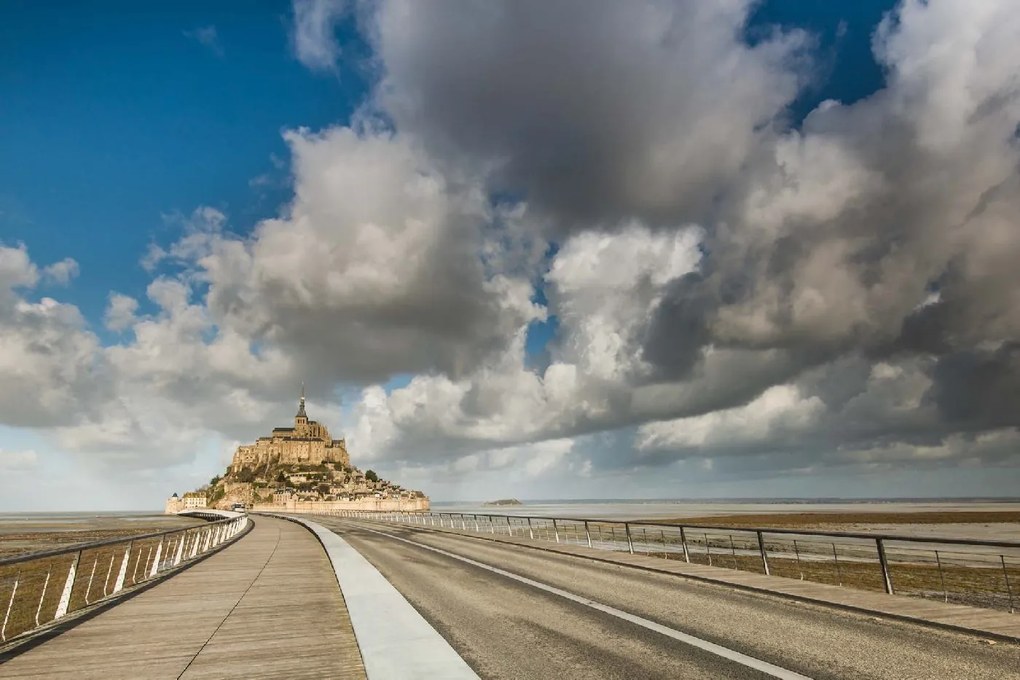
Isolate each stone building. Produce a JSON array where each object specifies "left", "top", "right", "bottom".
[
  {"left": 164, "top": 491, "right": 207, "bottom": 513},
  {"left": 228, "top": 389, "right": 350, "bottom": 472}
]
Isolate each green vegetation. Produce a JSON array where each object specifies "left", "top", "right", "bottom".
[
  {"left": 207, "top": 485, "right": 226, "bottom": 504},
  {"left": 365, "top": 469, "right": 379, "bottom": 482}
]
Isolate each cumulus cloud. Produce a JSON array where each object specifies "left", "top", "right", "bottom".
[
  {"left": 42, "top": 258, "right": 79, "bottom": 285},
  {"left": 175, "top": 126, "right": 543, "bottom": 386},
  {"left": 0, "top": 246, "right": 107, "bottom": 428},
  {"left": 638, "top": 385, "right": 825, "bottom": 452},
  {"left": 104, "top": 293, "right": 138, "bottom": 332},
  {"left": 372, "top": 0, "right": 811, "bottom": 231},
  {"left": 6, "top": 0, "right": 1020, "bottom": 501},
  {"left": 338, "top": 0, "right": 1020, "bottom": 484}
]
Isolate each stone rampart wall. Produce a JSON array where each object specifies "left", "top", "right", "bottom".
[{"left": 251, "top": 497, "right": 430, "bottom": 514}]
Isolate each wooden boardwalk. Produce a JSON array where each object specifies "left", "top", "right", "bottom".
[{"left": 0, "top": 516, "right": 366, "bottom": 679}]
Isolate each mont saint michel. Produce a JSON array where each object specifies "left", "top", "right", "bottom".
[{"left": 165, "top": 390, "right": 429, "bottom": 514}]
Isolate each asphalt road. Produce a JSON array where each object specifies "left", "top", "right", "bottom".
[{"left": 318, "top": 518, "right": 1020, "bottom": 680}]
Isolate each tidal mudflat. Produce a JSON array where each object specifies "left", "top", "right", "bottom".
[
  {"left": 0, "top": 512, "right": 203, "bottom": 558},
  {"left": 436, "top": 500, "right": 1020, "bottom": 541}
]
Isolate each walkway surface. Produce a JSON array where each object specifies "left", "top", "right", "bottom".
[
  {"left": 0, "top": 516, "right": 366, "bottom": 680},
  {"left": 363, "top": 516, "right": 1020, "bottom": 641}
]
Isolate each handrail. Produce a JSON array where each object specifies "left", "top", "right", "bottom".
[
  {"left": 0, "top": 516, "right": 234, "bottom": 568},
  {"left": 329, "top": 509, "right": 1020, "bottom": 614},
  {"left": 400, "top": 511, "right": 1020, "bottom": 550},
  {"left": 0, "top": 513, "right": 250, "bottom": 646}
]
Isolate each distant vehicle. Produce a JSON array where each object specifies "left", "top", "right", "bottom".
[{"left": 231, "top": 503, "right": 247, "bottom": 512}]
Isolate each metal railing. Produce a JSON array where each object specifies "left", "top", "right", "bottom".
[
  {"left": 328, "top": 510, "right": 1020, "bottom": 614},
  {"left": 0, "top": 514, "right": 249, "bottom": 645}
]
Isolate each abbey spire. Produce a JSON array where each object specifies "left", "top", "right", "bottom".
[{"left": 296, "top": 382, "right": 307, "bottom": 421}]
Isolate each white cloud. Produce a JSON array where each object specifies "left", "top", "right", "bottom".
[
  {"left": 42, "top": 258, "right": 79, "bottom": 285},
  {"left": 637, "top": 385, "right": 825, "bottom": 451},
  {"left": 104, "top": 293, "right": 138, "bottom": 331},
  {"left": 7, "top": 0, "right": 1020, "bottom": 506},
  {"left": 291, "top": 0, "right": 348, "bottom": 72}
]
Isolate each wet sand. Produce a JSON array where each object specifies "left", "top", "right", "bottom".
[
  {"left": 0, "top": 513, "right": 203, "bottom": 558},
  {"left": 438, "top": 500, "right": 1020, "bottom": 541},
  {"left": 660, "top": 510, "right": 1020, "bottom": 541}
]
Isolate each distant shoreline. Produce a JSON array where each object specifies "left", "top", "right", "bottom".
[{"left": 434, "top": 496, "right": 1020, "bottom": 506}]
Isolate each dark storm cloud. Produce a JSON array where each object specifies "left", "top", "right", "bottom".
[{"left": 373, "top": 0, "right": 810, "bottom": 231}]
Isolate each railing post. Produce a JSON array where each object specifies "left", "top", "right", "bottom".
[
  {"left": 832, "top": 542, "right": 843, "bottom": 586},
  {"left": 553, "top": 519, "right": 560, "bottom": 543},
  {"left": 584, "top": 520, "right": 592, "bottom": 548},
  {"left": 680, "top": 526, "right": 690, "bottom": 563},
  {"left": 625, "top": 523, "right": 634, "bottom": 554},
  {"left": 1001, "top": 555, "right": 1015, "bottom": 614},
  {"left": 876, "top": 538, "right": 894, "bottom": 594},
  {"left": 757, "top": 530, "right": 770, "bottom": 576},
  {"left": 507, "top": 516, "right": 513, "bottom": 536},
  {"left": 52, "top": 549, "right": 81, "bottom": 619},
  {"left": 174, "top": 532, "right": 186, "bottom": 565},
  {"left": 935, "top": 550, "right": 947, "bottom": 602},
  {"left": 150, "top": 540, "right": 164, "bottom": 578},
  {"left": 527, "top": 518, "right": 534, "bottom": 540},
  {"left": 113, "top": 542, "right": 132, "bottom": 593}
]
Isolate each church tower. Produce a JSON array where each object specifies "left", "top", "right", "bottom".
[{"left": 295, "top": 384, "right": 309, "bottom": 435}]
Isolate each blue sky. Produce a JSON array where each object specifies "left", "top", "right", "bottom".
[
  {"left": 2, "top": 0, "right": 891, "bottom": 346},
  {"left": 2, "top": 1, "right": 365, "bottom": 326},
  {"left": 3, "top": 0, "right": 1020, "bottom": 510}
]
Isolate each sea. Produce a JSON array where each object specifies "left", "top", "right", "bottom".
[
  {"left": 2, "top": 498, "right": 1019, "bottom": 532},
  {"left": 429, "top": 497, "right": 1020, "bottom": 521}
]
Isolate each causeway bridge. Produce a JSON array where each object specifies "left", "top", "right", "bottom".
[{"left": 1, "top": 511, "right": 1019, "bottom": 679}]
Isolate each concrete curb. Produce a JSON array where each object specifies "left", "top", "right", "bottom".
[
  {"left": 264, "top": 513, "right": 479, "bottom": 679},
  {"left": 352, "top": 517, "right": 1020, "bottom": 645}
]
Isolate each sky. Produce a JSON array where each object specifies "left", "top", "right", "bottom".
[{"left": 2, "top": 0, "right": 1019, "bottom": 510}]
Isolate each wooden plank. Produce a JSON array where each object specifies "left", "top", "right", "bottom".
[{"left": 0, "top": 517, "right": 366, "bottom": 679}]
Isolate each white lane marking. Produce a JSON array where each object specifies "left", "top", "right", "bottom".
[{"left": 353, "top": 523, "right": 812, "bottom": 680}]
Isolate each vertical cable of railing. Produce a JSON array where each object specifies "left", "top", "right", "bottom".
[
  {"left": 0, "top": 515, "right": 246, "bottom": 646},
  {"left": 371, "top": 511, "right": 1019, "bottom": 615}
]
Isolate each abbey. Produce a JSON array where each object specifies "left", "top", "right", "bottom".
[{"left": 228, "top": 389, "right": 350, "bottom": 471}]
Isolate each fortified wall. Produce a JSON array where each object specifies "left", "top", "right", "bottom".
[{"left": 251, "top": 497, "right": 430, "bottom": 514}]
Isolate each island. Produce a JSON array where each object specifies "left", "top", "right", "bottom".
[
  {"left": 166, "top": 389, "right": 429, "bottom": 514},
  {"left": 483, "top": 498, "right": 523, "bottom": 506}
]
